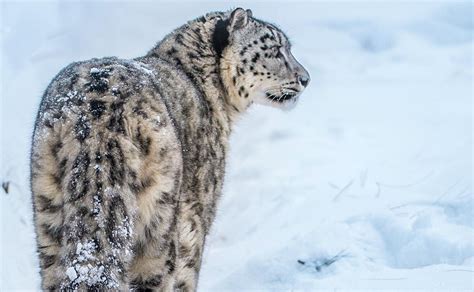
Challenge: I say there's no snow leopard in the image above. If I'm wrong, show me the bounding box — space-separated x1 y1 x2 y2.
30 8 309 291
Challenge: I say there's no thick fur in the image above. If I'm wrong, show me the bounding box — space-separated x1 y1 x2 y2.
30 8 309 291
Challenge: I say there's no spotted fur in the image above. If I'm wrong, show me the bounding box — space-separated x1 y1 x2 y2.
30 8 309 291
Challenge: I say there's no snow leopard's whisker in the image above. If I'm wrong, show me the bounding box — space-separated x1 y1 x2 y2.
266 93 280 103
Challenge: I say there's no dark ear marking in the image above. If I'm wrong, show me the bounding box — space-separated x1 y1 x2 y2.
246 9 253 18
212 18 230 57
229 8 250 31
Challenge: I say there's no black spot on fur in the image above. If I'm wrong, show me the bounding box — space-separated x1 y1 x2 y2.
105 196 128 247
131 274 163 289
42 223 63 244
212 18 230 57
39 253 56 269
190 201 204 215
58 158 67 178
89 100 106 119
175 281 187 290
136 127 152 156
107 101 125 134
185 258 196 269
166 240 176 274
175 33 184 45
192 65 205 75
187 52 198 59
77 205 89 220
36 195 62 213
130 176 153 194
158 192 175 205
68 151 90 201
105 139 125 186
251 53 260 63
144 275 163 287
50 141 62 158
260 33 271 43
43 118 53 129
165 259 175 274
87 68 110 93
167 47 178 56
74 115 90 142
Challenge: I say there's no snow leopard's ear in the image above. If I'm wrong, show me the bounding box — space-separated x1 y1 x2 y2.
229 8 252 31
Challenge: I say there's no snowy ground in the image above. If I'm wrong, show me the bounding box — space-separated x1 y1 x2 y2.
1 1 473 290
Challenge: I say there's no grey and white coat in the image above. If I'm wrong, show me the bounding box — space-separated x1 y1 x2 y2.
30 8 309 291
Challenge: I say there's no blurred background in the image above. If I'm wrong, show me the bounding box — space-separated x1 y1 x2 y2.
1 1 472 290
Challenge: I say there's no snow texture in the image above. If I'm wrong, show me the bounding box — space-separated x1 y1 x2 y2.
1 1 472 290
65 240 110 288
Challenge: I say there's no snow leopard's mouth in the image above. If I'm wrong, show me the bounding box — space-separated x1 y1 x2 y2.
265 91 299 103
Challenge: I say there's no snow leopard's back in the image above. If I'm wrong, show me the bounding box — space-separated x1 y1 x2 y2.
31 57 186 289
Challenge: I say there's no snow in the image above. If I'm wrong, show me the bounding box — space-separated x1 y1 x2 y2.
65 263 108 288
130 61 155 76
1 1 472 290
89 67 101 74
64 240 110 288
75 241 97 263
66 267 78 281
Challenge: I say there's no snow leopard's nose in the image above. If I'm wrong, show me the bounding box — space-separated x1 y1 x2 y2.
294 64 310 88
298 75 310 87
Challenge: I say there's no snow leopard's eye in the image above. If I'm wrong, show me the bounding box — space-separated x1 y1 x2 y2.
275 48 283 59
269 46 283 58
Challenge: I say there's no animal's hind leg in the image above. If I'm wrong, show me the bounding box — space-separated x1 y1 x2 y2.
126 177 182 291
125 117 183 291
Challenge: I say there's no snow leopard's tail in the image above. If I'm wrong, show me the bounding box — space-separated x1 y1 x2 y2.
31 124 135 290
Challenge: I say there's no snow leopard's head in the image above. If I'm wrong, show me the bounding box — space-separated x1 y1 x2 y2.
216 8 310 111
